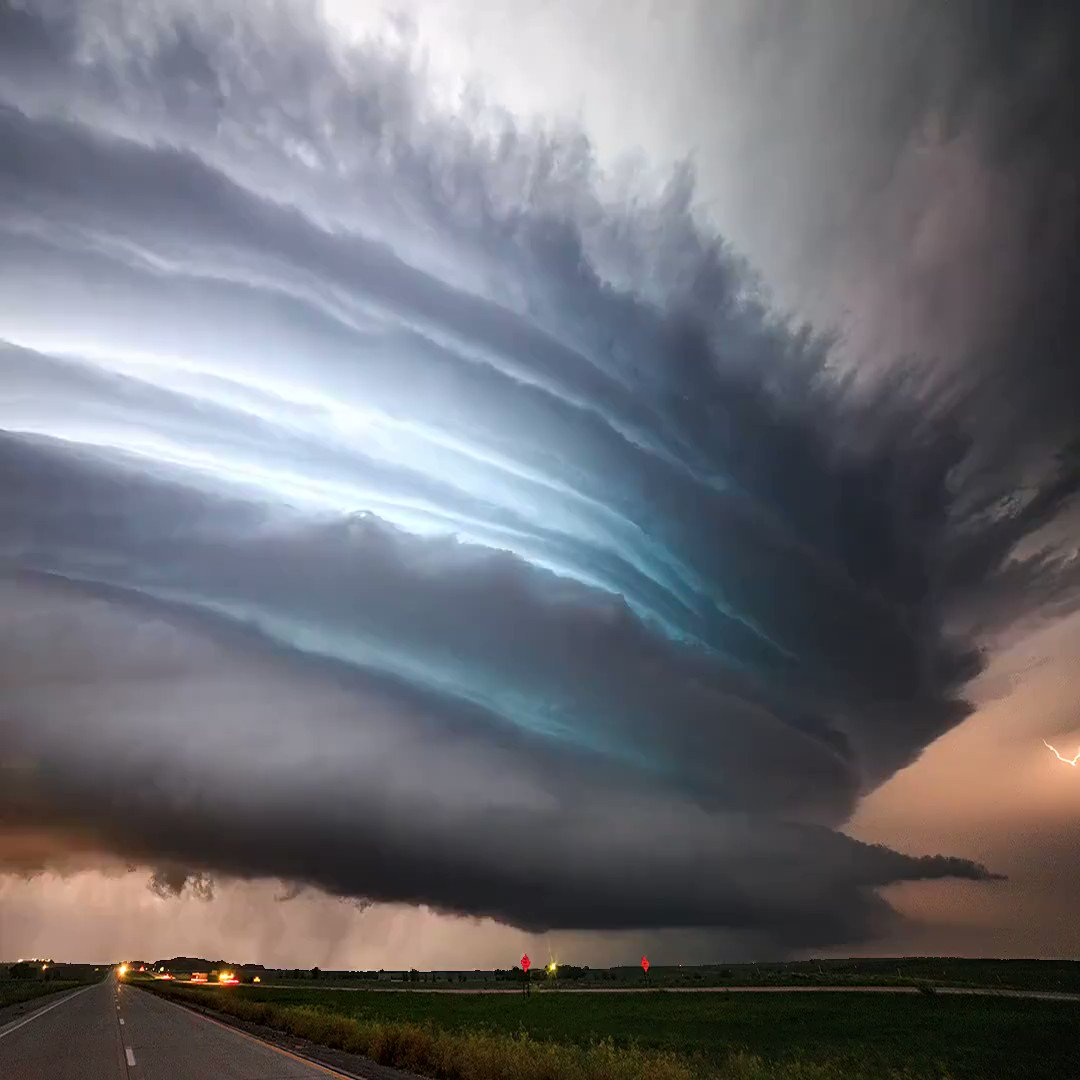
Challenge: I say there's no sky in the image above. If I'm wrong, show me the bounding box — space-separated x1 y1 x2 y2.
0 0 1078 968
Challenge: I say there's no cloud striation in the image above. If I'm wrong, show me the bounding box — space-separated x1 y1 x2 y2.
0 0 1077 949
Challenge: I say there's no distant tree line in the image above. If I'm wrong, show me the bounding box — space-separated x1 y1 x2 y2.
7 963 45 979
494 965 592 981
6 962 99 981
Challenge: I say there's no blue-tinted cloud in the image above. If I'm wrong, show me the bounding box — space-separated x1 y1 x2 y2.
0 0 1075 945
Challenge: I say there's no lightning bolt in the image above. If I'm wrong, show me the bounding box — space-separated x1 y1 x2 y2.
1043 739 1080 767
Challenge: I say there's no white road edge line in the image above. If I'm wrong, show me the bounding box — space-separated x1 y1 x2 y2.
0 983 99 1040
125 1047 136 1066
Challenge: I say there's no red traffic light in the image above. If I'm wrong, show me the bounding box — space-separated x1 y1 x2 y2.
641 956 649 973
521 954 531 972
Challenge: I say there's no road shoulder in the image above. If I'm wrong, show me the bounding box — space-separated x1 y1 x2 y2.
132 985 429 1080
0 982 97 1035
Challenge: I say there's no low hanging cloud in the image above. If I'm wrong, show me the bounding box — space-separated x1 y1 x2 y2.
147 866 215 902
0 0 1076 949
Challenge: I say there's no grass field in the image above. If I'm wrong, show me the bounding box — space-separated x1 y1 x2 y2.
0 980 88 1010
143 981 1080 1080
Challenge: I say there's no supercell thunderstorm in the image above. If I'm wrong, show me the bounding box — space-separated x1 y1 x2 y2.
1 0 1078 948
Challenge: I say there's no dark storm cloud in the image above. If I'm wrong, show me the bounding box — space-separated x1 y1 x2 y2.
0 574 999 945
0 0 1075 945
147 866 214 902
742 0 1080 460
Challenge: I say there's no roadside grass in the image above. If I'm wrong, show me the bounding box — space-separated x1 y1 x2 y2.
0 980 88 1010
142 982 1080 1080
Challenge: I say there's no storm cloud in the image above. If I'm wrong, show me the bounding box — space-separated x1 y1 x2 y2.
0 0 1076 949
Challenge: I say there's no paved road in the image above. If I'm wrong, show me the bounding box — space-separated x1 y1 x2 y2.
0 976 352 1079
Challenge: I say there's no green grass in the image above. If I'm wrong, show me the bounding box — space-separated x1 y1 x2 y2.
0 980 88 1010
143 982 1080 1080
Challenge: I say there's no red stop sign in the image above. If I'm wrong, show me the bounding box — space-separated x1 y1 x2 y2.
521 954 531 972
641 956 649 973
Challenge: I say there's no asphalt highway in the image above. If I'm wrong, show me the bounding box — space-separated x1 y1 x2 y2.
0 976 352 1079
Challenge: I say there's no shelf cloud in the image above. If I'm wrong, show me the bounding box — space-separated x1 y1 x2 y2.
1 0 1076 950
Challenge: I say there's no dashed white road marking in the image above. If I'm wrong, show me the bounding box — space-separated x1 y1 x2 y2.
125 1047 136 1066
119 1018 125 1025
